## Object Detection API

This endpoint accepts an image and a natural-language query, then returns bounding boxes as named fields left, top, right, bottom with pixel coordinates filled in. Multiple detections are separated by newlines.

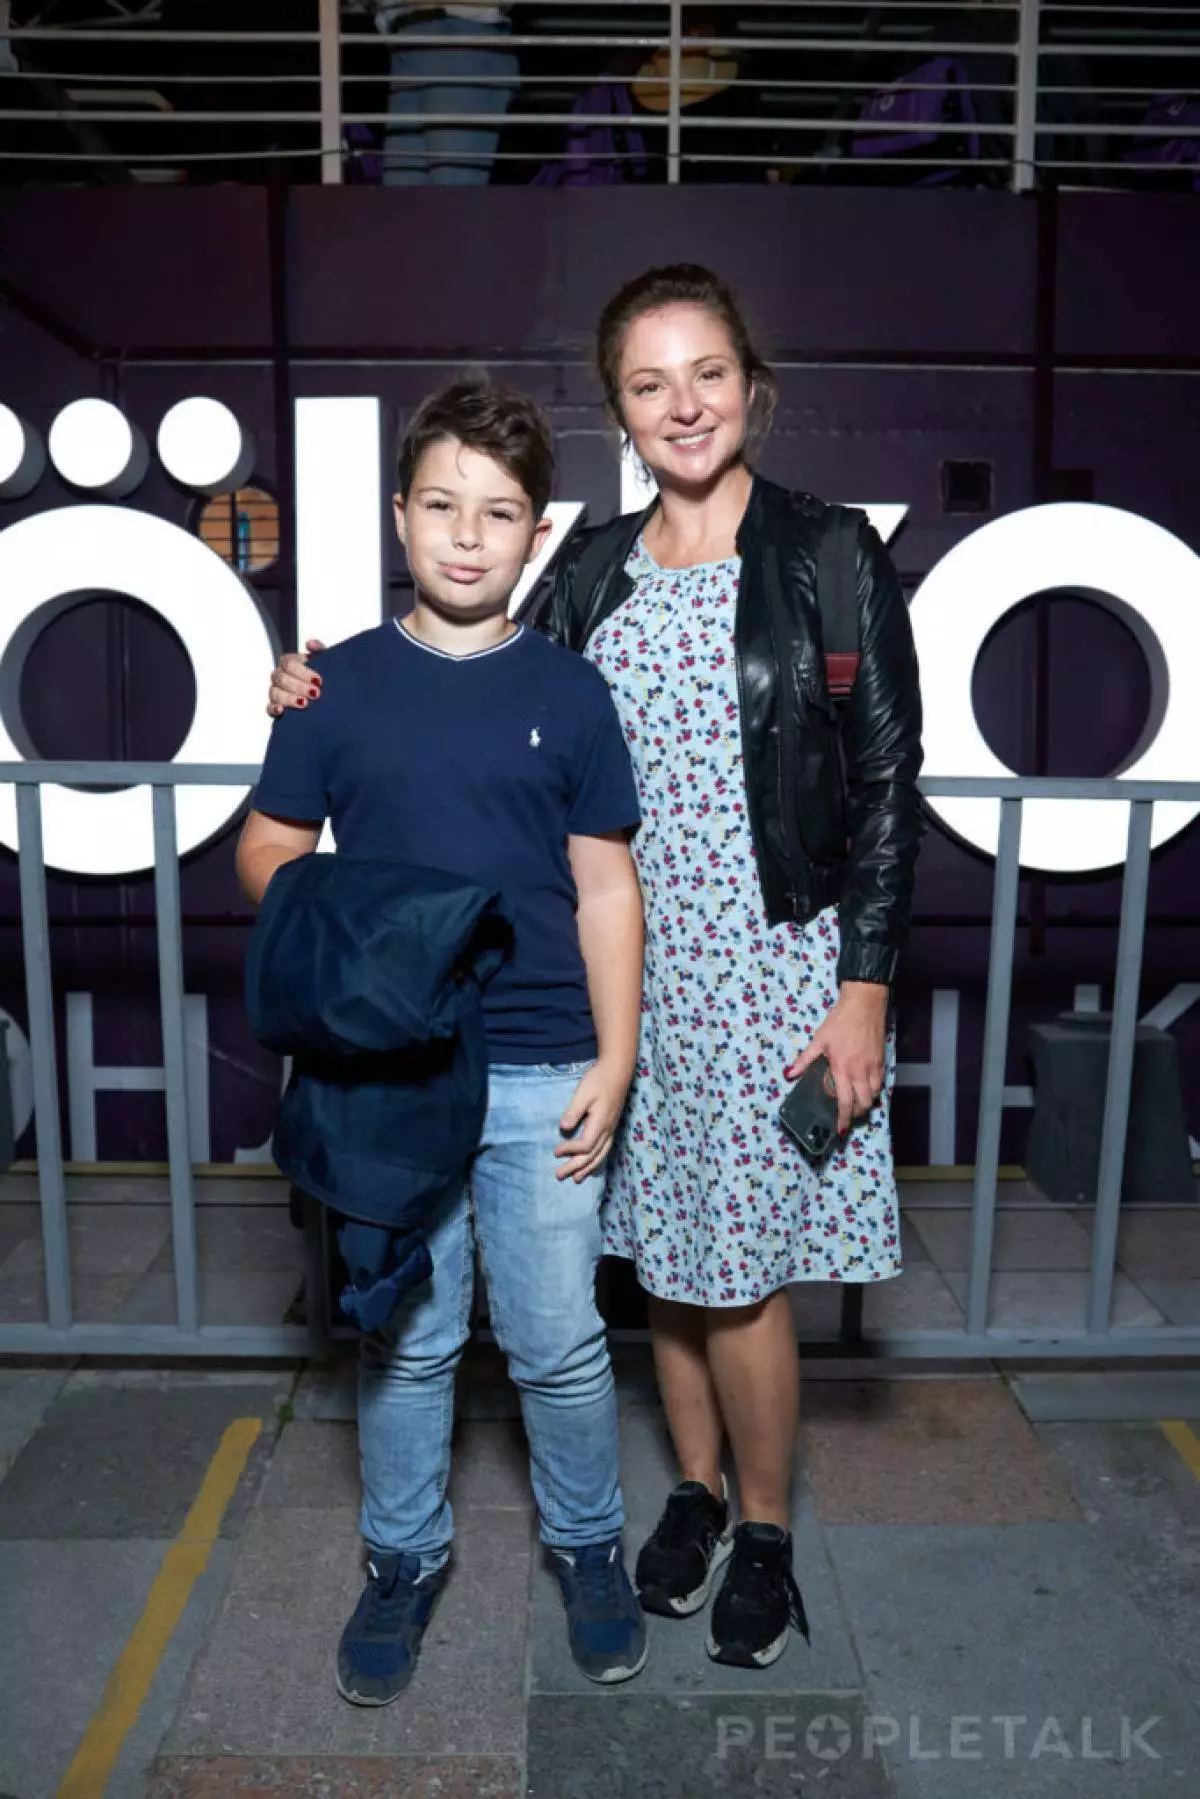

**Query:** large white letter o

left=911, top=502, right=1200, bottom=872
left=0, top=506, right=274, bottom=875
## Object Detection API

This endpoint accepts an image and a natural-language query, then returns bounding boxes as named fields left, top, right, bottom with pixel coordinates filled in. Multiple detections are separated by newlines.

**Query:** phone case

left=778, top=1057, right=840, bottom=1159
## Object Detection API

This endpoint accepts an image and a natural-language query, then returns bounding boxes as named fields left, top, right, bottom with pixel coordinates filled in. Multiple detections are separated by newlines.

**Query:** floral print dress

left=586, top=540, right=901, bottom=1306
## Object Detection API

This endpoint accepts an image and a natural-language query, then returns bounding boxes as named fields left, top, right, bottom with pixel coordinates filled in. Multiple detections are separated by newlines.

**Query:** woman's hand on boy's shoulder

left=267, top=638, right=326, bottom=717
left=554, top=1058, right=633, bottom=1184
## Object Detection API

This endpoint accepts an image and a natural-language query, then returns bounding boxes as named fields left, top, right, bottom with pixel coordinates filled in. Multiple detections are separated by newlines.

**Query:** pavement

left=2, top=1345, right=1199, bottom=1798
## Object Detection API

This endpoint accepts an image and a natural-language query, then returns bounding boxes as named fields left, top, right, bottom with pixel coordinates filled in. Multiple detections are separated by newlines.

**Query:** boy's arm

left=556, top=830, right=644, bottom=1183
left=236, top=809, right=322, bottom=906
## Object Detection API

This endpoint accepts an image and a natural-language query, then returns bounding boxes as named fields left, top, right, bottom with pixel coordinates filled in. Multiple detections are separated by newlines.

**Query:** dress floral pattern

left=586, top=539, right=901, bottom=1305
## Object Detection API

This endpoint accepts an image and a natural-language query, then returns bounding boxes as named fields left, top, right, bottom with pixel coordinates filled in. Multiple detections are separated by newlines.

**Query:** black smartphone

left=778, top=1057, right=840, bottom=1159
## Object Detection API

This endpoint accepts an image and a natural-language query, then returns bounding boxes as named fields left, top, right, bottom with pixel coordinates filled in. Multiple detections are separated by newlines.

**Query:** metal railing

left=2, top=761, right=314, bottom=1358
left=0, top=2, right=1197, bottom=190
left=1, top=759, right=1198, bottom=1361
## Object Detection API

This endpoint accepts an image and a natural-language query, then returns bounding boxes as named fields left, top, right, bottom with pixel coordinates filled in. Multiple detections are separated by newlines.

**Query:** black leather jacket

left=528, top=474, right=924, bottom=987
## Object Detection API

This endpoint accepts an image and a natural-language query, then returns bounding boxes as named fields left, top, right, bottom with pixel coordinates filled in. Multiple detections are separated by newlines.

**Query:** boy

left=236, top=380, right=647, bottom=1703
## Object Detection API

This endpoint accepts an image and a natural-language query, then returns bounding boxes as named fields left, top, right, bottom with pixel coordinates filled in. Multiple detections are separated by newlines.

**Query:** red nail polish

left=309, top=686, right=320, bottom=698
left=297, top=697, right=307, bottom=708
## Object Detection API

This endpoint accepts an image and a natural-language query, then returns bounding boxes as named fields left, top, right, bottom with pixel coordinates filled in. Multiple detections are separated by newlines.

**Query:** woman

left=266, top=263, right=923, bottom=1671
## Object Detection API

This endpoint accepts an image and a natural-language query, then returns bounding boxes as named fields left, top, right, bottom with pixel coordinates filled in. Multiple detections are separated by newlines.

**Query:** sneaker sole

left=334, top=1666, right=412, bottom=1707
left=638, top=1526, right=735, bottom=1619
left=578, top=1635, right=651, bottom=1685
left=705, top=1623, right=791, bottom=1669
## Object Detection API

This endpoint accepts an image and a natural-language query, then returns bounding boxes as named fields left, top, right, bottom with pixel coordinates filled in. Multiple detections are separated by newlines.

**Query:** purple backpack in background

left=851, top=56, right=981, bottom=184
left=532, top=82, right=646, bottom=186
left=1121, top=95, right=1200, bottom=189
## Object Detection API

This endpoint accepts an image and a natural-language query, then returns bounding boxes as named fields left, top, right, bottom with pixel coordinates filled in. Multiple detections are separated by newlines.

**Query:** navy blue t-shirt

left=252, top=620, right=641, bottom=1063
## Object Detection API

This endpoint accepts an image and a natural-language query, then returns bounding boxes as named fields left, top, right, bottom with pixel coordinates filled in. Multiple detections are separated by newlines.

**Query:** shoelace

left=364, top=1558, right=420, bottom=1632
left=571, top=1544, right=623, bottom=1613
left=728, top=1538, right=812, bottom=1642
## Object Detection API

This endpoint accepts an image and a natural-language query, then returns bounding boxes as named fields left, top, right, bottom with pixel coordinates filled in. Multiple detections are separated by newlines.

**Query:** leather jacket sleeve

left=836, top=522, right=925, bottom=987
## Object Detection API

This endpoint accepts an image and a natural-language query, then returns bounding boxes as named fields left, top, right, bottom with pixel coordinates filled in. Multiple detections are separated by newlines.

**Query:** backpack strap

left=816, top=505, right=864, bottom=700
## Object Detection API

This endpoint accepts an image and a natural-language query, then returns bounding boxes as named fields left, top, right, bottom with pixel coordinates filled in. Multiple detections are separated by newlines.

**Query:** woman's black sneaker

left=707, top=1521, right=811, bottom=1667
left=635, top=1478, right=733, bottom=1617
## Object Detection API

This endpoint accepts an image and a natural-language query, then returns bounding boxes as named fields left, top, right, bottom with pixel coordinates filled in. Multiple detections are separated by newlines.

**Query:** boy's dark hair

left=397, top=379, right=555, bottom=519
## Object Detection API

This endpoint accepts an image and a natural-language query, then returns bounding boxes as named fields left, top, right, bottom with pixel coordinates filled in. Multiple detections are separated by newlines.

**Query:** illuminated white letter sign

left=0, top=505, right=274, bottom=875
left=911, top=502, right=1200, bottom=872
left=5, top=398, right=1200, bottom=881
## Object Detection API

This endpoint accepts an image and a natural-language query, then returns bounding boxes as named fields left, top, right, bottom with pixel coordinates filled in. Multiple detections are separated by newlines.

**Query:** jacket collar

left=737, top=471, right=796, bottom=552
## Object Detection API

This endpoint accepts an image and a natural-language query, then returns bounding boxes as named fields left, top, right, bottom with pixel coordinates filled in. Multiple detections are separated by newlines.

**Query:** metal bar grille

left=1, top=3, right=1194, bottom=186
left=0, top=763, right=1196, bottom=1360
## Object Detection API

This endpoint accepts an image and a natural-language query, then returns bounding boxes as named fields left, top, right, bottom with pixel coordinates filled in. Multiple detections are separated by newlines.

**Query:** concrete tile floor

left=827, top=1519, right=1200, bottom=1796
left=0, top=1361, right=1196, bottom=1797
left=0, top=1178, right=1197, bottom=1799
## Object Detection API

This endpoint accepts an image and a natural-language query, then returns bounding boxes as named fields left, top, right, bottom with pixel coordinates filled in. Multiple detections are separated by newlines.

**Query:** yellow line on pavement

left=56, top=1416, right=263, bottom=1799
left=1161, top=1419, right=1200, bottom=1482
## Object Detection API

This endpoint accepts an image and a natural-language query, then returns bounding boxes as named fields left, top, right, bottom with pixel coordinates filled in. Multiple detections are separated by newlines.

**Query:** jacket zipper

left=765, top=543, right=808, bottom=915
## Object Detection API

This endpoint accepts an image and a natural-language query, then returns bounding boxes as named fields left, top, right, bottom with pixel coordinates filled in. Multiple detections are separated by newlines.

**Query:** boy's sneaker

left=551, top=1539, right=649, bottom=1684
left=707, top=1522, right=811, bottom=1668
left=335, top=1551, right=447, bottom=1705
left=635, top=1478, right=734, bottom=1617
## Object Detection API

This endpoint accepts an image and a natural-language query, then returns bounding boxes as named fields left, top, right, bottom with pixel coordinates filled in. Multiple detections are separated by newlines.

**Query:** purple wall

left=1, top=186, right=1198, bottom=1167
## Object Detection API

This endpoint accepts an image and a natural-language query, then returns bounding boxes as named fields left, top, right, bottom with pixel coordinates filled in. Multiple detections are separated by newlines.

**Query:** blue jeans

left=357, top=1062, right=623, bottom=1572
left=382, top=16, right=518, bottom=187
